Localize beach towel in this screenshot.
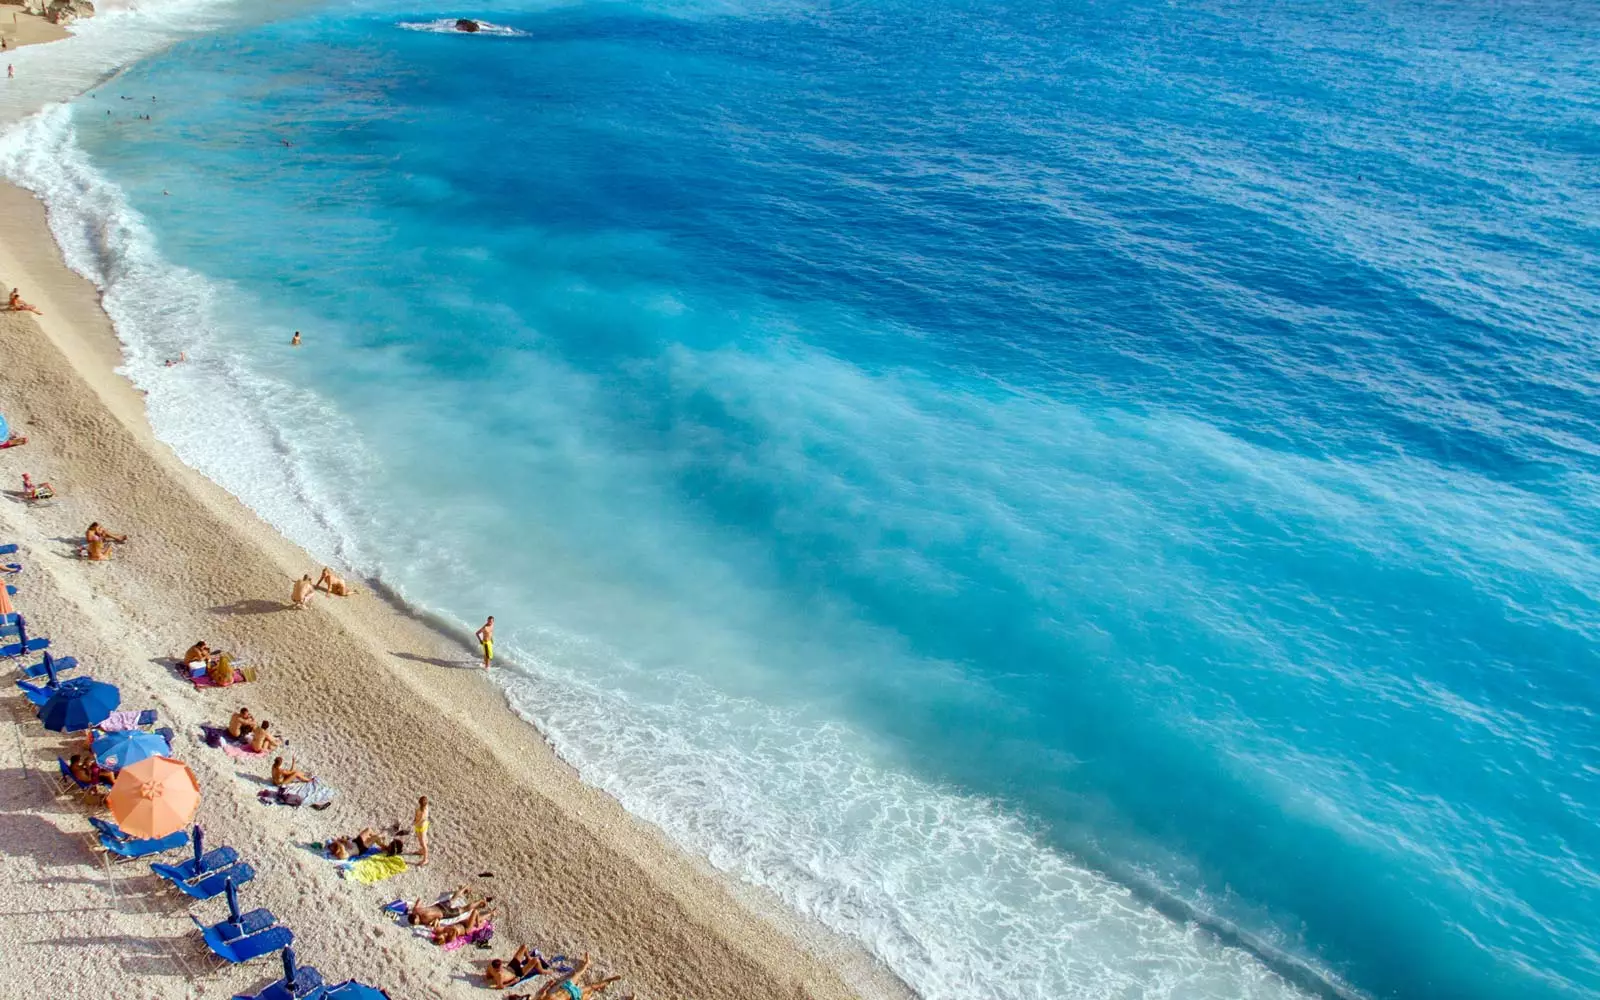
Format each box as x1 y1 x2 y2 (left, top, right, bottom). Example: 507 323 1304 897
283 778 337 808
340 854 408 885
99 709 157 732
199 724 266 758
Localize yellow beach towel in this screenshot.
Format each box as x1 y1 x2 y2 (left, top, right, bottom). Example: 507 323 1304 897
342 854 408 885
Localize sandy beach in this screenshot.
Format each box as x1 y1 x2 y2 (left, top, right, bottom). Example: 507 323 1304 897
0 172 906 1000
0 6 69 52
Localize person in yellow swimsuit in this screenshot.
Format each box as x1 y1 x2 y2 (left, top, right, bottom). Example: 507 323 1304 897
414 795 431 867
475 616 494 670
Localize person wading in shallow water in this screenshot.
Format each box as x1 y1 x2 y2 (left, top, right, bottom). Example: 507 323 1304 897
476 616 494 670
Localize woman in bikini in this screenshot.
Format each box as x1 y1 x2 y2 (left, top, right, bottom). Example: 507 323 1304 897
414 795 430 866
530 954 620 1000
271 756 313 786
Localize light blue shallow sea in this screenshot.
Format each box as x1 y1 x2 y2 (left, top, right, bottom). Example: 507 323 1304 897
3 1 1598 998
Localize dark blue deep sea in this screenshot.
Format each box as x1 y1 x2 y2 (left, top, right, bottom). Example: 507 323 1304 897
3 1 1597 997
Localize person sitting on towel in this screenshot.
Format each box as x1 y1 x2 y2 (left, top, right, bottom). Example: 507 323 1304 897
271 756 313 786
183 641 221 668
249 719 280 754
227 707 256 740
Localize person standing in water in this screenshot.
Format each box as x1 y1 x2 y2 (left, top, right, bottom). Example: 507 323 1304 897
476 616 494 670
414 795 431 866
291 330 301 346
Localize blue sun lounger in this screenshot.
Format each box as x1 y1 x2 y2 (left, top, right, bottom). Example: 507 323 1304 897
57 758 106 799
155 861 256 900
99 828 189 859
1 637 49 658
154 846 240 883
89 816 130 841
230 947 324 1000
193 906 280 943
20 655 79 679
231 964 323 1000
197 922 294 965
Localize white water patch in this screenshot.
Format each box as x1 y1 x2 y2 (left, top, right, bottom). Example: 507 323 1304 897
398 18 528 36
0 105 383 572
492 629 1326 1000
0 0 257 127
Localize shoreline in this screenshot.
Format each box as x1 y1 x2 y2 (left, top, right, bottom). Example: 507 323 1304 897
0 90 906 1000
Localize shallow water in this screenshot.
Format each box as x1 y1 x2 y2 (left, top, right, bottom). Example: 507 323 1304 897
3 1 1598 998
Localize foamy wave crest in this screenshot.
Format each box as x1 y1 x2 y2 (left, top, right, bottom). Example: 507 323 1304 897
0 105 382 572
398 18 528 37
494 640 1329 1000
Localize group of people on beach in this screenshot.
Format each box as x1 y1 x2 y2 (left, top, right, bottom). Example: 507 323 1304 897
291 566 356 608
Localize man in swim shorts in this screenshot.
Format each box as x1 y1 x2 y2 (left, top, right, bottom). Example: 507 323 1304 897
476 616 494 670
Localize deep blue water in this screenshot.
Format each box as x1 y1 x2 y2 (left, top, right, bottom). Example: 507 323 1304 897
5 1 1599 997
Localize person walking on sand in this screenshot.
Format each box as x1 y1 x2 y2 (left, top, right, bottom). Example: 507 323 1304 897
476 616 494 670
291 573 315 609
414 795 431 866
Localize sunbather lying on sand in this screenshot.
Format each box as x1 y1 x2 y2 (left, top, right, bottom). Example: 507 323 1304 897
328 826 405 860
249 720 280 753
485 946 554 989
271 756 313 786
291 573 315 609
227 707 256 740
407 886 490 927
315 567 356 596
431 902 494 945
527 955 620 999
8 288 41 314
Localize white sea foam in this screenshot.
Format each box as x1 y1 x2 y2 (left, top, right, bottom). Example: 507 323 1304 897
398 18 528 37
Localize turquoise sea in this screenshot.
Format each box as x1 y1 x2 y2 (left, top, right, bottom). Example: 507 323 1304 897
2 2 1598 998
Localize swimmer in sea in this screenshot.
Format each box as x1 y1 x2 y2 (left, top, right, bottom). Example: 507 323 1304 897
291 330 301 346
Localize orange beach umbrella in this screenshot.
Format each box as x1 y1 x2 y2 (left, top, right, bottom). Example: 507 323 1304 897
0 582 13 618
107 755 201 839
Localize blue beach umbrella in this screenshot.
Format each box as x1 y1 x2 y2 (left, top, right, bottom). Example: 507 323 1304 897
0 413 8 441
39 677 119 732
92 730 168 770
225 871 243 925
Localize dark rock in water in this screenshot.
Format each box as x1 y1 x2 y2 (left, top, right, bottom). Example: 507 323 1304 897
455 18 480 32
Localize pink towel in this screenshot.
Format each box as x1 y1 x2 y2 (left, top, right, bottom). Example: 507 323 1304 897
221 741 266 759
191 669 248 689
440 920 494 951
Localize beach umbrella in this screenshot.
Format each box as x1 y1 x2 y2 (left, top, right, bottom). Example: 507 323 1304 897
0 413 8 441
225 873 243 925
92 730 168 770
0 580 12 618
40 677 119 732
107 756 201 839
